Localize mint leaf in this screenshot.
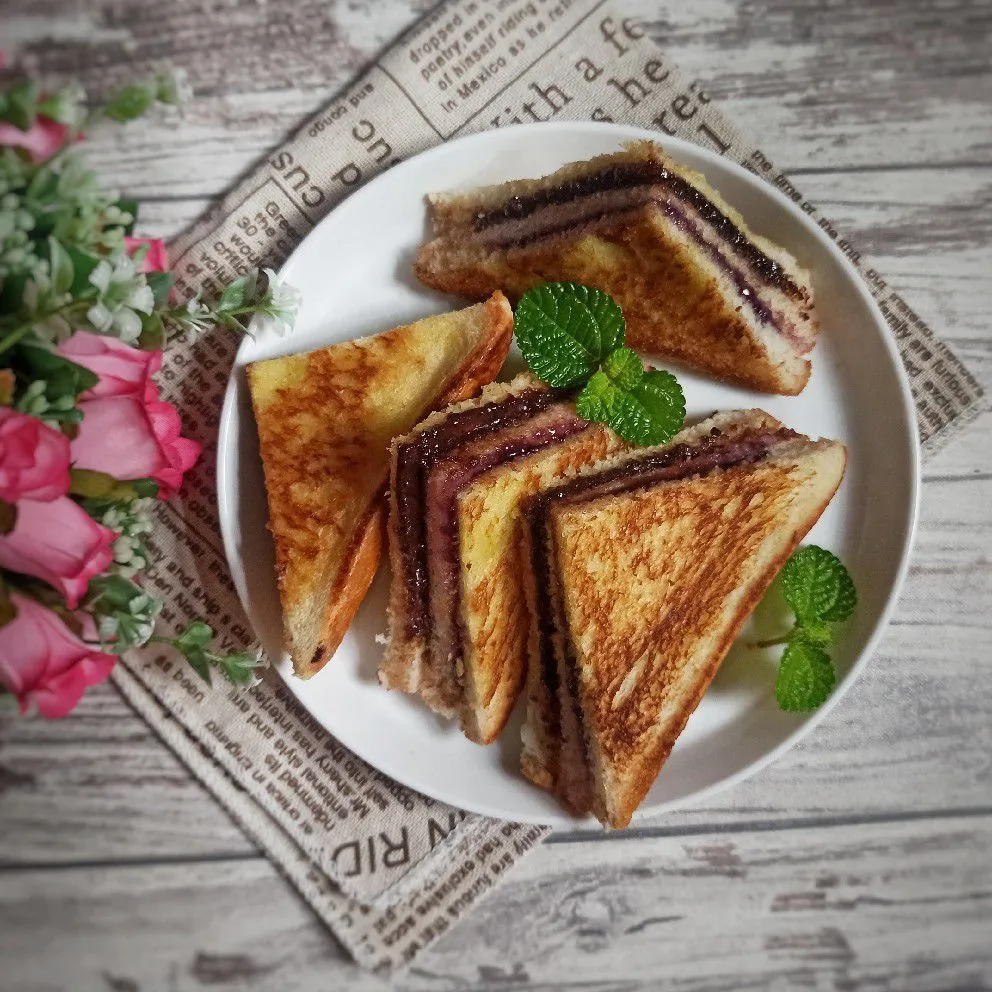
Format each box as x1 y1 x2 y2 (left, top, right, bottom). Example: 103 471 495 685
781 545 857 626
775 637 836 711
577 353 685 446
515 282 625 388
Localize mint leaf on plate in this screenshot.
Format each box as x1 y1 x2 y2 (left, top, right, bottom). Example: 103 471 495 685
780 545 857 627
577 349 685 446
515 282 625 388
775 636 836 711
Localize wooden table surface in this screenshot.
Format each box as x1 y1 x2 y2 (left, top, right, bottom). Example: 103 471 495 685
2 1 991 989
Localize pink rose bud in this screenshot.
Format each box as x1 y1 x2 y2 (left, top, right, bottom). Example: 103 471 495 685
58 334 202 496
0 409 72 503
0 592 116 718
58 330 162 400
0 496 116 609
70 392 201 497
124 236 168 274
0 116 68 162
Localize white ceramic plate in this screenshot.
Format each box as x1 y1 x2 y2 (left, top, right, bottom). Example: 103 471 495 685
217 122 919 826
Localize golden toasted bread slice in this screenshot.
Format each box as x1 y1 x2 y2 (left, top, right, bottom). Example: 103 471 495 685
521 411 846 826
379 373 628 743
248 292 513 678
416 141 817 395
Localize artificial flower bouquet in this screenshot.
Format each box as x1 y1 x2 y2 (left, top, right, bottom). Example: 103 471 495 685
0 65 297 717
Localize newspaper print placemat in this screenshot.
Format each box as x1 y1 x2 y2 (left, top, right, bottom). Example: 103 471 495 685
114 0 986 973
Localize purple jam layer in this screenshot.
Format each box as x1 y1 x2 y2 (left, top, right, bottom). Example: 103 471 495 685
395 387 567 642
425 409 590 674
471 161 801 300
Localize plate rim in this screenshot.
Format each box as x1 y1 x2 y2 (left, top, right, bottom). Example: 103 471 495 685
217 120 921 825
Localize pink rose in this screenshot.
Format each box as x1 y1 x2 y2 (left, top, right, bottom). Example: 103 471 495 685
0 592 115 717
56 334 202 496
0 496 115 609
0 409 71 503
58 330 161 400
124 236 168 274
0 115 68 163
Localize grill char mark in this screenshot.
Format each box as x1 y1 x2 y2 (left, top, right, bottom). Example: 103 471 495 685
527 424 797 798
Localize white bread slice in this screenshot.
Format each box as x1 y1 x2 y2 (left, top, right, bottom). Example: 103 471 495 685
248 292 512 678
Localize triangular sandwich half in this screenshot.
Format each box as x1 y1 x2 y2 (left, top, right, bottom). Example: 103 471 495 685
379 374 628 742
519 410 845 826
247 292 513 678
416 141 818 395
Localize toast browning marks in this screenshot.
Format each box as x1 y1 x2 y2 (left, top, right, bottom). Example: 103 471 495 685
520 412 846 826
379 375 628 744
416 141 817 395
248 292 513 679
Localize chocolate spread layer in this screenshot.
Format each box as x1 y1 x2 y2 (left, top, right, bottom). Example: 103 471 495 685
470 161 803 301
395 388 568 641
527 424 798 767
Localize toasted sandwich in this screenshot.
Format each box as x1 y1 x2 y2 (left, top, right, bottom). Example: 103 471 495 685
519 410 846 826
247 292 512 679
416 141 818 395
379 375 629 742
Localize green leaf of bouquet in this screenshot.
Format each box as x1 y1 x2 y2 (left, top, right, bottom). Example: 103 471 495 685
138 311 166 350
0 271 30 316
47 236 75 296
183 647 213 686
145 271 174 308
132 478 160 498
515 282 626 388
217 274 251 313
64 246 101 295
780 545 857 627
219 652 263 687
775 637 836 712
175 620 214 653
18 342 98 398
104 83 155 123
3 79 39 132
26 164 58 203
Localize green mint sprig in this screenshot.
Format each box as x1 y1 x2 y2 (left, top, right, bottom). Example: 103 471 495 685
514 282 685 446
768 546 857 712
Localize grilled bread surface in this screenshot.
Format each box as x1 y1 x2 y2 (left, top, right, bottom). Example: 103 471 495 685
457 421 628 743
416 142 816 395
378 374 539 706
248 292 512 679
546 425 846 827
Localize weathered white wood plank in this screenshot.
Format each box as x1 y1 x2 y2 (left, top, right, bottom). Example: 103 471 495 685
3 616 989 862
1 815 989 991
3 0 990 200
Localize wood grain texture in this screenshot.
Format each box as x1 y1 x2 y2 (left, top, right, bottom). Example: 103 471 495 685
0 0 990 986
1 815 989 991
